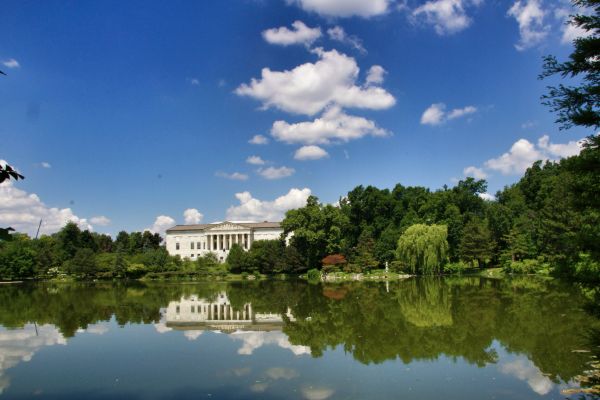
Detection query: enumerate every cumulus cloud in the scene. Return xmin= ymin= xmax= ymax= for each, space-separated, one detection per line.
xmin=0 ymin=324 xmax=66 ymax=395
xmin=479 ymin=192 xmax=496 ymax=201
xmin=258 ymin=166 xmax=295 ymax=180
xmin=294 ymin=145 xmax=329 ymax=160
xmin=216 ymin=171 xmax=249 ymax=181
xmin=499 ymin=359 xmax=553 ymax=395
xmin=265 ymin=367 xmax=299 ymax=380
xmin=420 ymin=103 xmax=476 ymax=125
xmin=236 ymin=48 xmax=395 ymax=116
xmin=147 ymin=215 xmax=176 ymax=236
xmin=40 ymin=162 xmax=51 ymax=169
xmin=327 ymin=26 xmax=366 ymax=54
xmin=183 ymin=208 xmax=203 ymax=224
xmin=555 ymin=7 xmax=593 ymax=44
xmin=287 ymin=0 xmax=391 ymax=18
xmin=249 ymin=134 xmax=269 ymax=145
xmin=226 ymin=188 xmax=311 ymax=221
xmin=230 ymin=330 xmax=311 ymax=356
xmin=263 ymin=21 xmax=322 ymax=46
xmin=90 ymin=216 xmax=111 ymax=226
xmin=365 ymin=65 xmax=386 ymax=86
xmin=507 ymin=0 xmax=549 ymax=51
xmin=2 ymin=59 xmax=19 ymax=69
xmin=301 ymin=386 xmax=335 ymax=400
xmin=484 ymin=135 xmax=583 ymax=175
xmin=463 ymin=166 xmax=488 ymax=179
xmin=413 ymin=0 xmax=477 ymax=35
xmin=0 ymin=181 xmax=92 ymax=236
xmin=246 ymin=155 xmax=266 ymax=165
xmin=272 ymin=106 xmax=389 ymax=145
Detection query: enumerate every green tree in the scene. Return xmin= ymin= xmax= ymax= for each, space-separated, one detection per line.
xmin=0 ymin=240 xmax=36 ymax=280
xmin=226 ymin=243 xmax=250 ymax=273
xmin=350 ymin=230 xmax=379 ymax=272
xmin=459 ymin=218 xmax=494 ymax=267
xmin=396 ymin=224 xmax=449 ymax=275
xmin=67 ymin=248 xmax=98 ymax=278
xmin=114 ymin=231 xmax=130 ymax=253
xmin=56 ymin=222 xmax=82 ymax=260
xmin=540 ymin=0 xmax=599 ymax=130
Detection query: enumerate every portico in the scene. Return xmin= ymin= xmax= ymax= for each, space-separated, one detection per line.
xmin=165 ymin=221 xmax=284 ymax=261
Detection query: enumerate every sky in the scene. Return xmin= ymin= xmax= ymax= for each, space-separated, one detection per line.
xmin=0 ymin=0 xmax=592 ymax=237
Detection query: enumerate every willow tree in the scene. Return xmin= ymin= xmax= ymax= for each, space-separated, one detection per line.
xmin=396 ymin=224 xmax=449 ymax=275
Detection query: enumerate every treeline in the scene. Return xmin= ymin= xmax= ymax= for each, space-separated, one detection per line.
xmin=281 ymin=136 xmax=600 ymax=281
xmin=0 ymin=224 xmax=181 ymax=280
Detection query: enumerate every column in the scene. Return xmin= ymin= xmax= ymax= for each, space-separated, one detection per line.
xmin=217 ymin=235 xmax=221 ymax=250
xmin=229 ymin=234 xmax=233 ymax=249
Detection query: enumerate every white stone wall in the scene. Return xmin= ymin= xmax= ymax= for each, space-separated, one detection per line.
xmin=165 ymin=225 xmax=284 ymax=262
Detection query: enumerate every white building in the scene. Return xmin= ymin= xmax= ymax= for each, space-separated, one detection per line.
xmin=165 ymin=221 xmax=283 ymax=261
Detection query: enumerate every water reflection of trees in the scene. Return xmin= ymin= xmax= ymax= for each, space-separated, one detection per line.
xmin=0 ymin=278 xmax=598 ymax=384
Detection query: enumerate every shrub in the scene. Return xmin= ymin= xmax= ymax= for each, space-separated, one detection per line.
xmin=573 ymin=253 xmax=600 ymax=283
xmin=503 ymin=258 xmax=549 ymax=274
xmin=306 ymin=268 xmax=321 ymax=283
xmin=443 ymin=261 xmax=469 ymax=275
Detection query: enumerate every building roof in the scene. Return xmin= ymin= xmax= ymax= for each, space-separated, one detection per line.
xmin=166 ymin=221 xmax=281 ymax=233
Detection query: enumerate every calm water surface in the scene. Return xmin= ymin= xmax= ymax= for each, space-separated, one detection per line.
xmin=0 ymin=277 xmax=598 ymax=399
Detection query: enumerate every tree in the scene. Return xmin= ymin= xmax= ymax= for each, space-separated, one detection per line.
xmin=350 ymin=230 xmax=379 ymax=272
xmin=0 ymin=163 xmax=24 ymax=183
xmin=396 ymin=224 xmax=449 ymax=275
xmin=227 ymin=244 xmax=250 ymax=273
xmin=459 ymin=218 xmax=494 ymax=267
xmin=114 ymin=231 xmax=130 ymax=253
xmin=56 ymin=222 xmax=82 ymax=260
xmin=67 ymin=248 xmax=97 ymax=278
xmin=540 ymin=0 xmax=599 ymax=130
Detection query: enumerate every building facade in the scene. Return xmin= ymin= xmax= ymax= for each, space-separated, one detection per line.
xmin=165 ymin=221 xmax=283 ymax=261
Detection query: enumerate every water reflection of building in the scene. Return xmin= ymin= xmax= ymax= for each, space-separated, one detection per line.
xmin=165 ymin=292 xmax=294 ymax=333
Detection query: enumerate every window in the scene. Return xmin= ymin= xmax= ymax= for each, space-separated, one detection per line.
xmin=191 ymin=242 xmax=194 ymax=249
xmin=197 ymin=242 xmax=201 ymax=249
xmin=176 ymin=243 xmax=180 ymax=250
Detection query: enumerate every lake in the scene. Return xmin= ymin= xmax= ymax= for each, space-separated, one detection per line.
xmin=0 ymin=277 xmax=598 ymax=399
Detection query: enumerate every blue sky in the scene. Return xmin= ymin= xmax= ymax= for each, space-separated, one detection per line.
xmin=0 ymin=0 xmax=591 ymax=236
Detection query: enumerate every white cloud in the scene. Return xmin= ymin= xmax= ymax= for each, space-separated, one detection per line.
xmin=537 ymin=134 xmax=582 ymax=158
xmin=236 ymin=48 xmax=395 ymax=116
xmin=183 ymin=331 xmax=204 ymax=341
xmin=463 ymin=166 xmax=488 ymax=179
xmin=413 ymin=0 xmax=476 ymax=35
xmin=0 ymin=324 xmax=66 ymax=395
xmin=183 ymin=208 xmax=203 ymax=224
xmin=420 ymin=103 xmax=446 ymax=125
xmin=40 ymin=162 xmax=51 ymax=169
xmin=294 ymin=145 xmax=329 ymax=160
xmin=271 ymin=106 xmax=389 ymax=145
xmin=301 ymin=386 xmax=335 ymax=400
xmin=90 ymin=216 xmax=111 ymax=226
xmin=484 ymin=135 xmax=583 ymax=175
xmin=420 ymin=103 xmax=477 ymax=125
xmin=230 ymin=330 xmax=311 ymax=355
xmin=507 ymin=0 xmax=549 ymax=51
xmin=287 ymin=0 xmax=391 ymax=18
xmin=258 ymin=166 xmax=295 ymax=180
xmin=0 ymin=181 xmax=92 ymax=236
xmin=226 ymin=188 xmax=311 ymax=221
xmin=365 ymin=65 xmax=386 ymax=86
xmin=249 ymin=134 xmax=269 ymax=145
xmin=521 ymin=120 xmax=536 ymax=129
xmin=327 ymin=26 xmax=366 ymax=54
xmin=555 ymin=7 xmax=593 ymax=44
xmin=216 ymin=171 xmax=249 ymax=181
xmin=499 ymin=359 xmax=553 ymax=395
xmin=447 ymin=105 xmax=477 ymax=120
xmin=2 ymin=59 xmax=19 ymax=69
xmin=246 ymin=155 xmax=266 ymax=165
xmin=147 ymin=215 xmax=176 ymax=236
xmin=189 ymin=78 xmax=200 ymax=86
xmin=479 ymin=192 xmax=496 ymax=201
xmin=263 ymin=21 xmax=322 ymax=46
